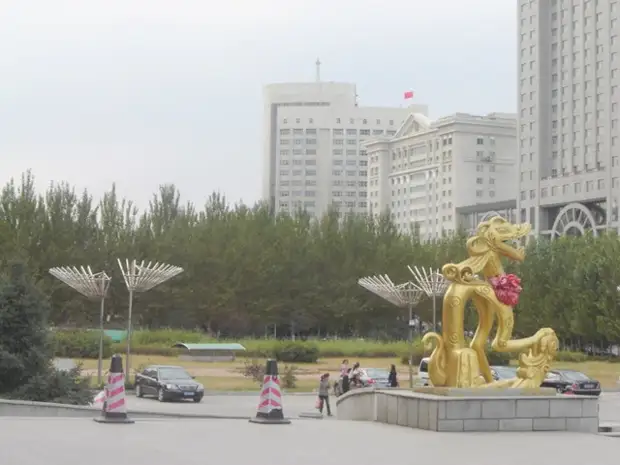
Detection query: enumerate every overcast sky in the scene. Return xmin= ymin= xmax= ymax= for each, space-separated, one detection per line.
xmin=0 ymin=0 xmax=517 ymax=211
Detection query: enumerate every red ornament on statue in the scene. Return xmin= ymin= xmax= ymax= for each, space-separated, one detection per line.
xmin=489 ymin=273 xmax=522 ymax=307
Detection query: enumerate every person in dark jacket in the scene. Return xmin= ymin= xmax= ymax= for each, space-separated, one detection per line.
xmin=388 ymin=364 xmax=399 ymax=388
xmin=341 ymin=359 xmax=350 ymax=394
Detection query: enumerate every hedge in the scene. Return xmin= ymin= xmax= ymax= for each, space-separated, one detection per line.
xmin=53 ymin=329 xmax=113 ymax=359
xmin=51 ymin=329 xmax=617 ymax=364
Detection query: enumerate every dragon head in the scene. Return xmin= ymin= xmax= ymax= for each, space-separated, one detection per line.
xmin=471 ymin=216 xmax=531 ymax=262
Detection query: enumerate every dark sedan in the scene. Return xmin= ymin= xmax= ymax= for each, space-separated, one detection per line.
xmin=490 ymin=365 xmax=518 ymax=381
xmin=541 ymin=369 xmax=601 ymax=396
xmin=135 ymin=365 xmax=204 ymax=402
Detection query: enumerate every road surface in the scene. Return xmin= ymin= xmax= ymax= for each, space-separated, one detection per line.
xmin=125 ymin=392 xmax=323 ymax=418
xmin=1 ymin=417 xmax=618 ymax=465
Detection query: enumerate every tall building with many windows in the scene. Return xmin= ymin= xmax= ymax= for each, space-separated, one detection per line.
xmin=262 ymin=81 xmax=427 ymax=217
xmin=517 ymin=0 xmax=620 ymax=237
xmin=365 ymin=112 xmax=518 ymax=238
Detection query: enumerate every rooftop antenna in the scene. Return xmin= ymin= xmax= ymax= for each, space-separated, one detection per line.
xmin=315 ymin=58 xmax=321 ymax=82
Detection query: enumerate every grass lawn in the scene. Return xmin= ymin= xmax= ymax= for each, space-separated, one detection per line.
xmin=78 ymin=355 xmax=620 ymax=391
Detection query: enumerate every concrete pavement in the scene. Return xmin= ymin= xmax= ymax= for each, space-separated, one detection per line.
xmin=125 ymin=393 xmax=329 ymax=419
xmin=1 ymin=417 xmax=618 ymax=465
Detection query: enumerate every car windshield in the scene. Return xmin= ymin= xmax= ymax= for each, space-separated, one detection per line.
xmin=419 ymin=360 xmax=428 ymax=373
xmin=560 ymin=371 xmax=590 ymax=382
xmin=365 ymin=369 xmax=389 ymax=378
xmin=159 ymin=367 xmax=192 ymax=380
xmin=493 ymin=366 xmax=517 ymax=378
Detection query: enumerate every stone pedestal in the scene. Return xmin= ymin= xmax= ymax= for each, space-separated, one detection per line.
xmin=336 ymin=388 xmax=599 ymax=433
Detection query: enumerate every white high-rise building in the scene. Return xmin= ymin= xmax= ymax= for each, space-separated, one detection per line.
xmin=365 ymin=112 xmax=518 ymax=238
xmin=517 ymin=0 xmax=620 ymax=237
xmin=262 ymin=77 xmax=428 ymax=218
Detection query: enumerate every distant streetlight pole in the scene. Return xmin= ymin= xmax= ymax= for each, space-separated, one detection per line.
xmin=358 ymin=274 xmax=424 ymax=388
xmin=408 ymin=266 xmax=449 ymax=332
xmin=117 ymin=259 xmax=184 ymax=382
xmin=49 ymin=266 xmax=111 ymax=385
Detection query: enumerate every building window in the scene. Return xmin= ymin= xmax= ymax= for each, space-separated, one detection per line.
xmin=476 ymin=178 xmax=483 ymax=184
xmin=476 ymin=137 xmax=484 ymax=145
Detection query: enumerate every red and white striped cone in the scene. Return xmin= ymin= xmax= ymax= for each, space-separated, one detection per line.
xmin=94 ymin=354 xmax=134 ymax=424
xmin=249 ymin=359 xmax=291 ymax=425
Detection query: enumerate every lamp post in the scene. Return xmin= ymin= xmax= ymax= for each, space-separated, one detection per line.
xmin=49 ymin=266 xmax=111 ymax=385
xmin=358 ymin=274 xmax=424 ymax=388
xmin=408 ymin=266 xmax=449 ymax=332
xmin=117 ymin=259 xmax=183 ymax=381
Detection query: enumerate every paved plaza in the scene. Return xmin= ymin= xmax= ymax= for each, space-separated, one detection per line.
xmin=1 ymin=417 xmax=618 ymax=465
xmin=1 ymin=392 xmax=619 ymax=464
xmin=124 ymin=392 xmax=321 ymax=418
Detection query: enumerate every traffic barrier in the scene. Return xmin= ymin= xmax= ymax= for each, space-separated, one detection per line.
xmin=249 ymin=359 xmax=291 ymax=424
xmin=94 ymin=354 xmax=134 ymax=424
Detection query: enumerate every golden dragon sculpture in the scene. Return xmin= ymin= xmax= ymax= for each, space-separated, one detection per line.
xmin=422 ymin=216 xmax=559 ymax=389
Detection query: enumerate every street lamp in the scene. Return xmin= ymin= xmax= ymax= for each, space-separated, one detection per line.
xmin=49 ymin=266 xmax=111 ymax=385
xmin=358 ymin=274 xmax=424 ymax=388
xmin=117 ymin=259 xmax=183 ymax=381
xmin=408 ymin=266 xmax=449 ymax=332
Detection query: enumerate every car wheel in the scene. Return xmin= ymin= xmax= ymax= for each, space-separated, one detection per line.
xmin=193 ymin=396 xmax=203 ymax=403
xmin=556 ymin=386 xmax=563 ymax=394
xmin=157 ymin=388 xmax=166 ymax=402
xmin=135 ymin=384 xmax=143 ymax=398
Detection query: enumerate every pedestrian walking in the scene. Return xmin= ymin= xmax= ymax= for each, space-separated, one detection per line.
xmin=388 ymin=364 xmax=399 ymax=388
xmin=340 ymin=359 xmax=350 ymax=394
xmin=317 ymin=373 xmax=332 ymax=416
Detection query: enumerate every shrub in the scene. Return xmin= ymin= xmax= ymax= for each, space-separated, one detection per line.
xmin=131 ymin=329 xmax=206 ymax=346
xmin=241 ymin=358 xmax=298 ymax=389
xmin=281 ymin=364 xmax=298 ymax=389
xmin=242 ymin=358 xmax=265 ymax=383
xmin=110 ymin=342 xmax=182 ymax=357
xmin=271 ymin=341 xmax=319 ymax=363
xmin=555 ymin=350 xmax=590 ymax=363
xmin=53 ymin=330 xmax=113 ymax=359
xmin=8 ymin=363 xmax=94 ymax=405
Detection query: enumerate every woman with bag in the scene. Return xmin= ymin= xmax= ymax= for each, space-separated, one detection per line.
xmin=316 ymin=373 xmax=332 ymax=416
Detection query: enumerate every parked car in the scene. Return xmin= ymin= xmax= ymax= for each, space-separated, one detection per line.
xmin=333 ymin=368 xmax=390 ymax=397
xmin=540 ymin=369 xmax=601 ymax=396
xmin=135 ymin=365 xmax=204 ymax=402
xmin=490 ymin=365 xmax=518 ymax=381
xmin=360 ymin=368 xmax=391 ymax=388
xmin=416 ymin=357 xmax=430 ymax=386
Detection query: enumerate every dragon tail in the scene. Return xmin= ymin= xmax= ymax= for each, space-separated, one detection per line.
xmin=421 ymin=332 xmax=447 ymax=386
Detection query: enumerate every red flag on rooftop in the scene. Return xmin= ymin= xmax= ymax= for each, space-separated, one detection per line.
xmin=404 ymin=90 xmax=414 ymax=100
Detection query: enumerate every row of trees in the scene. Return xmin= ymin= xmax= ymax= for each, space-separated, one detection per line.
xmin=1 ymin=171 xmax=620 ymax=345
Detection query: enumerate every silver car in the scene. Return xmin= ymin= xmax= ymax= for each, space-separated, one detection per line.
xmin=333 ymin=368 xmax=391 ymax=396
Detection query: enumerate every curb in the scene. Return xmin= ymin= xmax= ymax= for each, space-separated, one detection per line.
xmin=122 ymin=390 xmax=316 ymax=397
xmin=0 ymin=398 xmax=321 ymax=421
